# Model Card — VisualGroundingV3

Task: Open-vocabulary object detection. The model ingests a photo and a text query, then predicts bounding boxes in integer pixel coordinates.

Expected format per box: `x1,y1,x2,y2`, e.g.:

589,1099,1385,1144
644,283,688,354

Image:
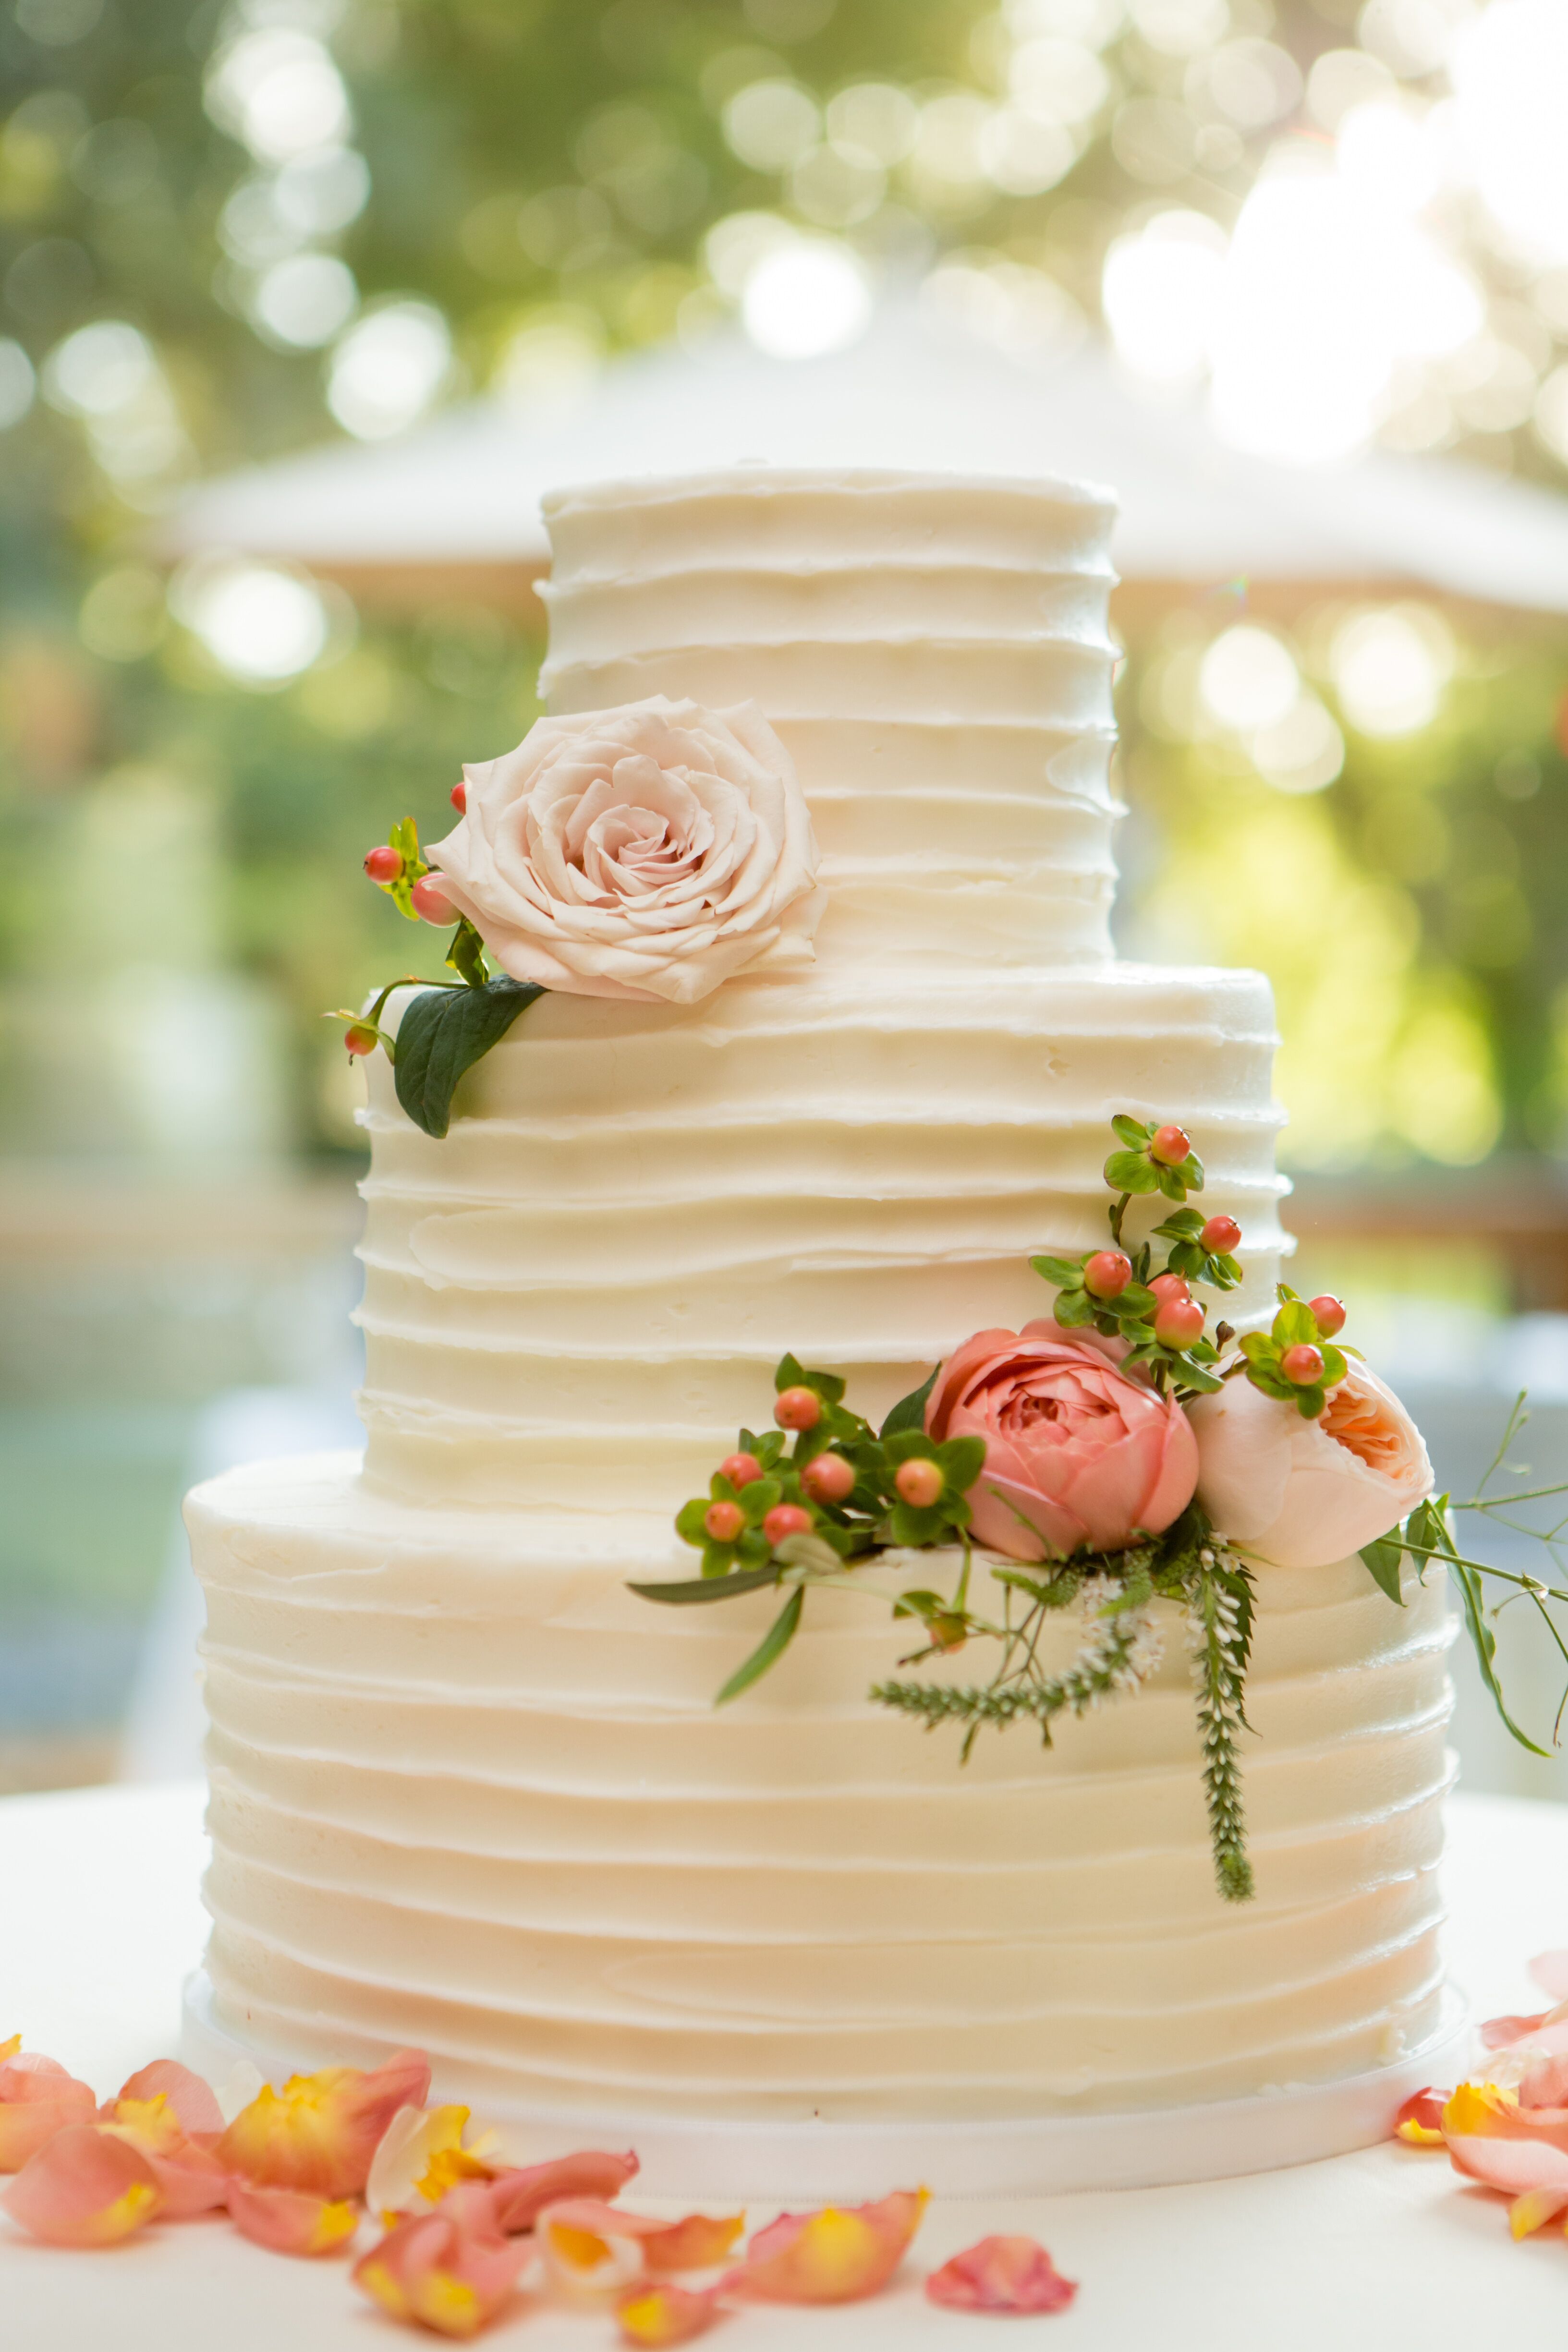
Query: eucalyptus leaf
393,978,546,1139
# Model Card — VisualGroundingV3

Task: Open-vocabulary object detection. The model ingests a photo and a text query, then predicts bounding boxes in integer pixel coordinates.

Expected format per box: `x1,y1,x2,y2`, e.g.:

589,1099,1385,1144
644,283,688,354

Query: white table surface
1,1782,1564,2345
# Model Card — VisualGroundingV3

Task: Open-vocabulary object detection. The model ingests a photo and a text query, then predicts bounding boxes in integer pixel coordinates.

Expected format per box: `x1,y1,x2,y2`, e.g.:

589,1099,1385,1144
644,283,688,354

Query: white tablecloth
1,1782,1563,2345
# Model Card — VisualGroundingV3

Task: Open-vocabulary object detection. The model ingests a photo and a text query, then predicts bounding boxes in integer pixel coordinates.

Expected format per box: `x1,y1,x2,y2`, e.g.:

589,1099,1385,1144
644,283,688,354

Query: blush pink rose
924,1321,1200,1561
1189,1361,1432,1569
428,695,822,1006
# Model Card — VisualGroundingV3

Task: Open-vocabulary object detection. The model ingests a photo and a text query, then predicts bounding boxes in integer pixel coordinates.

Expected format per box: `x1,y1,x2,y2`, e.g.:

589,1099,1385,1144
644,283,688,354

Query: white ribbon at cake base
181,1970,1470,2203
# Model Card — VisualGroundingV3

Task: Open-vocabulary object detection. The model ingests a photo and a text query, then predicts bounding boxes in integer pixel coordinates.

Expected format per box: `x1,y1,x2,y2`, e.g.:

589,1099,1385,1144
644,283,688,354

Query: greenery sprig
329,811,548,1139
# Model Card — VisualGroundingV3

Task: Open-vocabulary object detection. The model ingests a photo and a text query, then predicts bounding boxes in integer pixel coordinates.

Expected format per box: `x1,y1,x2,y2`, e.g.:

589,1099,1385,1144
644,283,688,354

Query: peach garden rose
427,694,823,1006
1188,1360,1433,1569
924,1321,1200,1561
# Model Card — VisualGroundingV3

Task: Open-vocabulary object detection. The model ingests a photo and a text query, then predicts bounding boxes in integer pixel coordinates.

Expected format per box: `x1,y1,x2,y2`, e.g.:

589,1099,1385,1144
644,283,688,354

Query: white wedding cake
184,470,1454,2187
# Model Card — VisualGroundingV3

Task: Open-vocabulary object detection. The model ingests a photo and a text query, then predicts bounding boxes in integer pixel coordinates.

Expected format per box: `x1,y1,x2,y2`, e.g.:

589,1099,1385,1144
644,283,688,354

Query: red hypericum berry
1148,1272,1191,1308
1308,1295,1347,1339
344,1023,377,1057
704,1500,745,1544
763,1503,812,1546
1281,1342,1325,1386
719,1451,763,1490
1154,1295,1205,1348
802,1452,855,1505
1083,1249,1133,1300
1201,1215,1241,1255
774,1386,821,1432
895,1457,945,1509
363,844,402,883
1150,1123,1191,1167
450,780,468,813
410,874,455,924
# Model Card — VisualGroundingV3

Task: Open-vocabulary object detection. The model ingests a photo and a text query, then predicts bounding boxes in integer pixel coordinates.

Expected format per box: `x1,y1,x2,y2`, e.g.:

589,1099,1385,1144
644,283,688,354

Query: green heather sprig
328,800,547,1140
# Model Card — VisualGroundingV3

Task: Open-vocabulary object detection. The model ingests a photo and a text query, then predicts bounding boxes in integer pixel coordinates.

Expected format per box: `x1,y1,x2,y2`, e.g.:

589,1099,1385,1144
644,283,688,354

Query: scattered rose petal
368,2105,497,2221
1520,2052,1568,2110
98,2095,229,2218
1531,1952,1568,2002
354,2181,530,2339
1481,2013,1549,2051
1443,2081,1568,2198
2,2123,162,2246
723,2189,928,2305
925,2234,1079,2314
1510,2187,1568,2240
618,2280,721,2345
537,2198,663,2300
219,2047,430,2199
226,2174,360,2256
0,2051,99,2171
1394,2088,1449,2147
487,2148,638,2236
112,2060,224,2140
644,2212,744,2273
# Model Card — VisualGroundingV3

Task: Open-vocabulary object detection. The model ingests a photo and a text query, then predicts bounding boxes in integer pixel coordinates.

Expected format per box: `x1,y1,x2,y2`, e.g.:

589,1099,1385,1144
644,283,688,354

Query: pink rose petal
0,2052,98,2171
226,2174,360,2256
1480,2013,1549,2051
617,2280,721,2345
925,2234,1079,2314
2,2123,161,2246
723,2189,928,2305
113,2059,224,2140
487,2148,639,2234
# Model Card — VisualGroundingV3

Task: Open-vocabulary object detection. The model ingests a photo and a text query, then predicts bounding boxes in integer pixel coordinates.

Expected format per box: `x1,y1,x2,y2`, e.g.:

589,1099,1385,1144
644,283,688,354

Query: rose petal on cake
643,2212,745,2273
0,2051,99,2171
722,2188,928,2304
1393,2088,1449,2146
218,2047,431,2198
617,2281,721,2344
226,2174,360,2255
486,2148,639,2235
2,2123,162,2245
1509,2187,1568,2240
112,2060,224,2140
354,2182,530,2339
924,2234,1079,2313
1531,1952,1568,2002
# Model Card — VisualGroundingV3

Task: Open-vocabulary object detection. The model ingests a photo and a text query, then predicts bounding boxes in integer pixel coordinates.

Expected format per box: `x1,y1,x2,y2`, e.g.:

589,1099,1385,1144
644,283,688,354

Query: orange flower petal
487,2148,638,2235
1510,2187,1568,2240
218,2047,431,2199
353,2183,530,2339
2,2124,162,2246
644,2213,745,2273
0,2053,99,2172
723,2189,928,2305
925,2234,1079,2314
1394,2088,1449,2147
114,2060,224,2140
227,2174,360,2256
617,2281,721,2345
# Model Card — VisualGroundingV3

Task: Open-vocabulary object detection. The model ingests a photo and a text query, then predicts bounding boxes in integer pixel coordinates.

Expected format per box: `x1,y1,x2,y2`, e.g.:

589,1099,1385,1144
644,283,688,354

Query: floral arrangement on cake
632,1114,1568,1907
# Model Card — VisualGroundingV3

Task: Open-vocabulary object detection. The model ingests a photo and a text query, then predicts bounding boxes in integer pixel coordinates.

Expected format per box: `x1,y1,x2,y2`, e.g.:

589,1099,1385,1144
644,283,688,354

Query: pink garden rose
1189,1361,1432,1569
428,695,822,1006
924,1321,1199,1561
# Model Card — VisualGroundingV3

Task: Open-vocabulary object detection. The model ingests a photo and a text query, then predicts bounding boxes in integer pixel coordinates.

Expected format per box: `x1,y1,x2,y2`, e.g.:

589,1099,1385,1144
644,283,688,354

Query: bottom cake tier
185,1451,1455,2137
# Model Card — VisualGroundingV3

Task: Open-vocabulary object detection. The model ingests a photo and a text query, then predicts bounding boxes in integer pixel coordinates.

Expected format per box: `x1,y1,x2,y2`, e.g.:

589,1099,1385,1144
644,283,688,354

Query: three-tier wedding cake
183,469,1456,2193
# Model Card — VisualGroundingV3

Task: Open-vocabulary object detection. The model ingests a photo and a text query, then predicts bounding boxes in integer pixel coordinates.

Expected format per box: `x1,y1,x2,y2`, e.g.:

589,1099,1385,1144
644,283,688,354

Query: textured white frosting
190,1456,1452,2122
187,467,1451,2128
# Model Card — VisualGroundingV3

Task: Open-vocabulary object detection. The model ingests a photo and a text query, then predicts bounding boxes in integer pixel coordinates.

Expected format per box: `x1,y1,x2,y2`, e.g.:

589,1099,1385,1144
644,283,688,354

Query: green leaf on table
393,977,546,1139
715,1587,804,1705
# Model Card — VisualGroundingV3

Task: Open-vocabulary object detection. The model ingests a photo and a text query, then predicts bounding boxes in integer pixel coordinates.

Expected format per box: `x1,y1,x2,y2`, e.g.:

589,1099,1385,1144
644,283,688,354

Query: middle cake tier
357,961,1289,1510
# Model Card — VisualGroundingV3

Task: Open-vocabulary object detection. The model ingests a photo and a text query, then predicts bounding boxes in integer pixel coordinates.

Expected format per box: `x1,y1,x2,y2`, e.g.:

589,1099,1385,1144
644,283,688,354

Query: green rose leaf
936,1434,987,1490
1360,1528,1406,1606
1031,1254,1087,1289
881,1362,941,1438
393,978,546,1139
1053,1289,1096,1328
1105,1149,1160,1194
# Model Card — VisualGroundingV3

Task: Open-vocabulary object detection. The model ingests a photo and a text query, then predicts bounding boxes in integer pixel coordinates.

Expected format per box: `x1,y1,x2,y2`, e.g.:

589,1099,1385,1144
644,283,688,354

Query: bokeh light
1451,0,1568,264
170,558,331,685
205,29,352,166
1200,626,1300,733
741,238,871,358
0,340,37,431
1102,211,1227,385
326,302,452,440
1329,607,1454,737
253,254,358,350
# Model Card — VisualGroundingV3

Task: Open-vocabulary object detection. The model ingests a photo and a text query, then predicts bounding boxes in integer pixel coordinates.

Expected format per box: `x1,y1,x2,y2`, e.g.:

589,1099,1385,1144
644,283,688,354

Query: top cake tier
538,469,1120,972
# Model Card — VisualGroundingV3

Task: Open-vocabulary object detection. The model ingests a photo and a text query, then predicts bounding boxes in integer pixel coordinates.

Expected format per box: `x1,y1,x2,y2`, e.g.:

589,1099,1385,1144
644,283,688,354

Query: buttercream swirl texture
186,468,1451,2134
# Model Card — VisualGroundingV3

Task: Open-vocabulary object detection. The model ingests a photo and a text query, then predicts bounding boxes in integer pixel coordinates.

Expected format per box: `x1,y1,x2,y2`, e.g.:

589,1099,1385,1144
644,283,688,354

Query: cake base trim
181,1970,1469,2202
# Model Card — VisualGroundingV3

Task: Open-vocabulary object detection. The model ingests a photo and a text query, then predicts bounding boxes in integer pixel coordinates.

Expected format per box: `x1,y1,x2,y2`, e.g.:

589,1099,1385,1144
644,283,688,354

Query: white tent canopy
164,303,1568,614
